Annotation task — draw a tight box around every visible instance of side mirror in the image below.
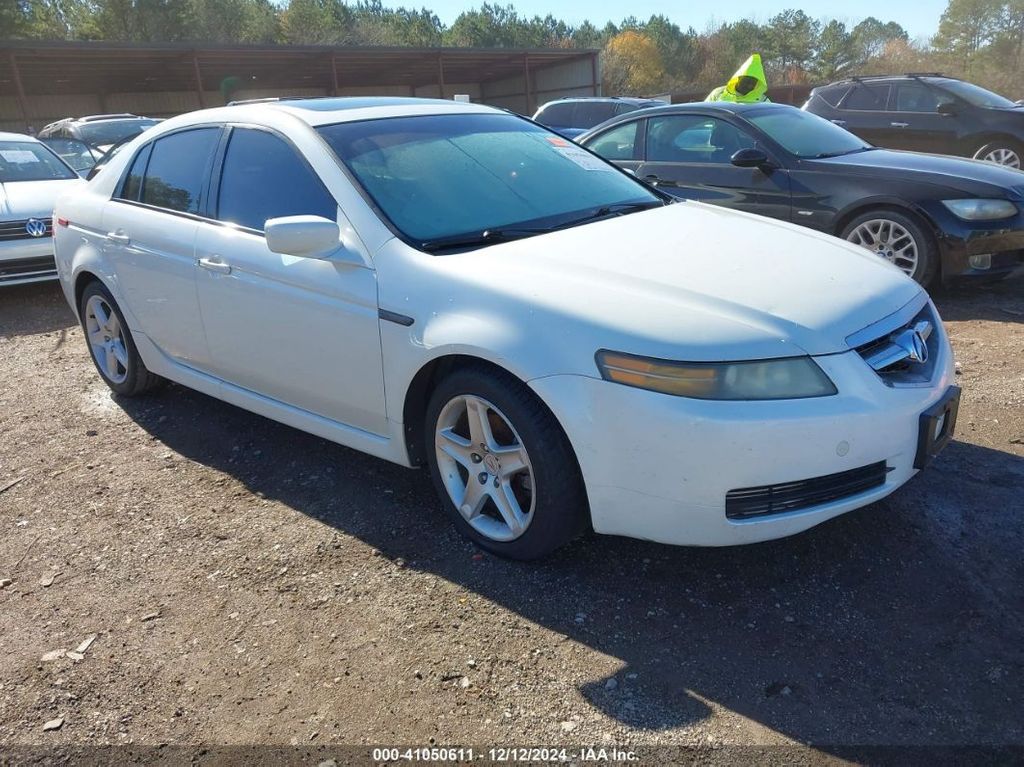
[265,215,342,259]
[937,102,958,117]
[731,147,772,169]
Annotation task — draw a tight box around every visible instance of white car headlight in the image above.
[595,351,837,400]
[941,199,1017,220]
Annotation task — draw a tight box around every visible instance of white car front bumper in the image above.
[530,338,957,547]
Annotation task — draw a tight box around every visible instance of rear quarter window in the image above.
[536,103,575,127]
[814,85,850,107]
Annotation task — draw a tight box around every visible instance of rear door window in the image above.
[140,128,220,214]
[894,83,953,113]
[215,127,336,232]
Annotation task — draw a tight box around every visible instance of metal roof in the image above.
[0,40,597,98]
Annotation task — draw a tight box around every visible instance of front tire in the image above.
[79,281,162,396]
[972,140,1022,169]
[841,209,938,287]
[424,366,588,560]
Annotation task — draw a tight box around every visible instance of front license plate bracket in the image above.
[914,385,960,470]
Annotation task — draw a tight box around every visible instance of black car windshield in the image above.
[0,141,77,182]
[79,119,160,147]
[935,79,1017,109]
[747,108,871,158]
[317,113,660,249]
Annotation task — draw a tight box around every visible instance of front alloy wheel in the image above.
[840,208,938,286]
[434,394,535,542]
[845,218,919,277]
[424,366,588,559]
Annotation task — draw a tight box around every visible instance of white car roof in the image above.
[162,97,502,132]
[0,131,40,142]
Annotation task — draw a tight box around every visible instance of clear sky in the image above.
[425,0,948,41]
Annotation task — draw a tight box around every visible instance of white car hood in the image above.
[0,178,84,221]
[434,202,922,361]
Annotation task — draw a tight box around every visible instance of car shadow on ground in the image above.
[933,272,1024,324]
[110,381,1024,748]
[0,281,77,337]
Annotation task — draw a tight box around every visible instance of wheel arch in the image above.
[402,354,527,467]
[73,269,102,317]
[967,132,1023,154]
[400,354,585,484]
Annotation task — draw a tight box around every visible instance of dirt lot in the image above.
[1,277,1022,759]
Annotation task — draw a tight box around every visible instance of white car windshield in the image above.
[317,113,661,251]
[0,141,77,183]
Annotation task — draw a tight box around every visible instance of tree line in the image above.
[3,0,1023,98]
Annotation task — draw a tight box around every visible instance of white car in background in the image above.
[53,98,959,560]
[1,132,84,286]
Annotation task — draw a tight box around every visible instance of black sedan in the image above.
[577,102,1024,286]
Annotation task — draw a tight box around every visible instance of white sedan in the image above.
[1,132,84,286]
[53,98,959,559]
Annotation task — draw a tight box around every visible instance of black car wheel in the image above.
[972,140,1022,169]
[841,209,938,287]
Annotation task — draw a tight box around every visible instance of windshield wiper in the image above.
[812,147,874,159]
[554,200,666,229]
[420,226,549,253]
[420,200,665,253]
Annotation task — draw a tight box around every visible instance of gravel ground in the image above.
[0,277,1022,758]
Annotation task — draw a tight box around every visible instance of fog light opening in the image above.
[968,254,993,270]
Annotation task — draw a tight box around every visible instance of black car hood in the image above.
[813,148,1024,195]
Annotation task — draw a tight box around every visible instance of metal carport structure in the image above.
[0,41,601,131]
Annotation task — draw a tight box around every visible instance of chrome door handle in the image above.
[106,231,130,245]
[198,257,231,275]
[890,122,910,128]
[830,119,847,127]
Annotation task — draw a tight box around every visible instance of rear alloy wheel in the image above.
[841,209,937,287]
[79,281,163,396]
[973,142,1022,168]
[425,366,588,559]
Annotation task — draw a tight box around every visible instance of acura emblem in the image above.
[892,320,931,365]
[25,218,47,238]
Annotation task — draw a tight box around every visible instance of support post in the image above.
[192,52,206,108]
[8,52,30,130]
[437,54,446,100]
[331,54,339,97]
[523,54,533,115]
[591,52,599,96]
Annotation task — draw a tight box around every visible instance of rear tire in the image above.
[841,209,938,288]
[79,280,163,396]
[424,365,588,560]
